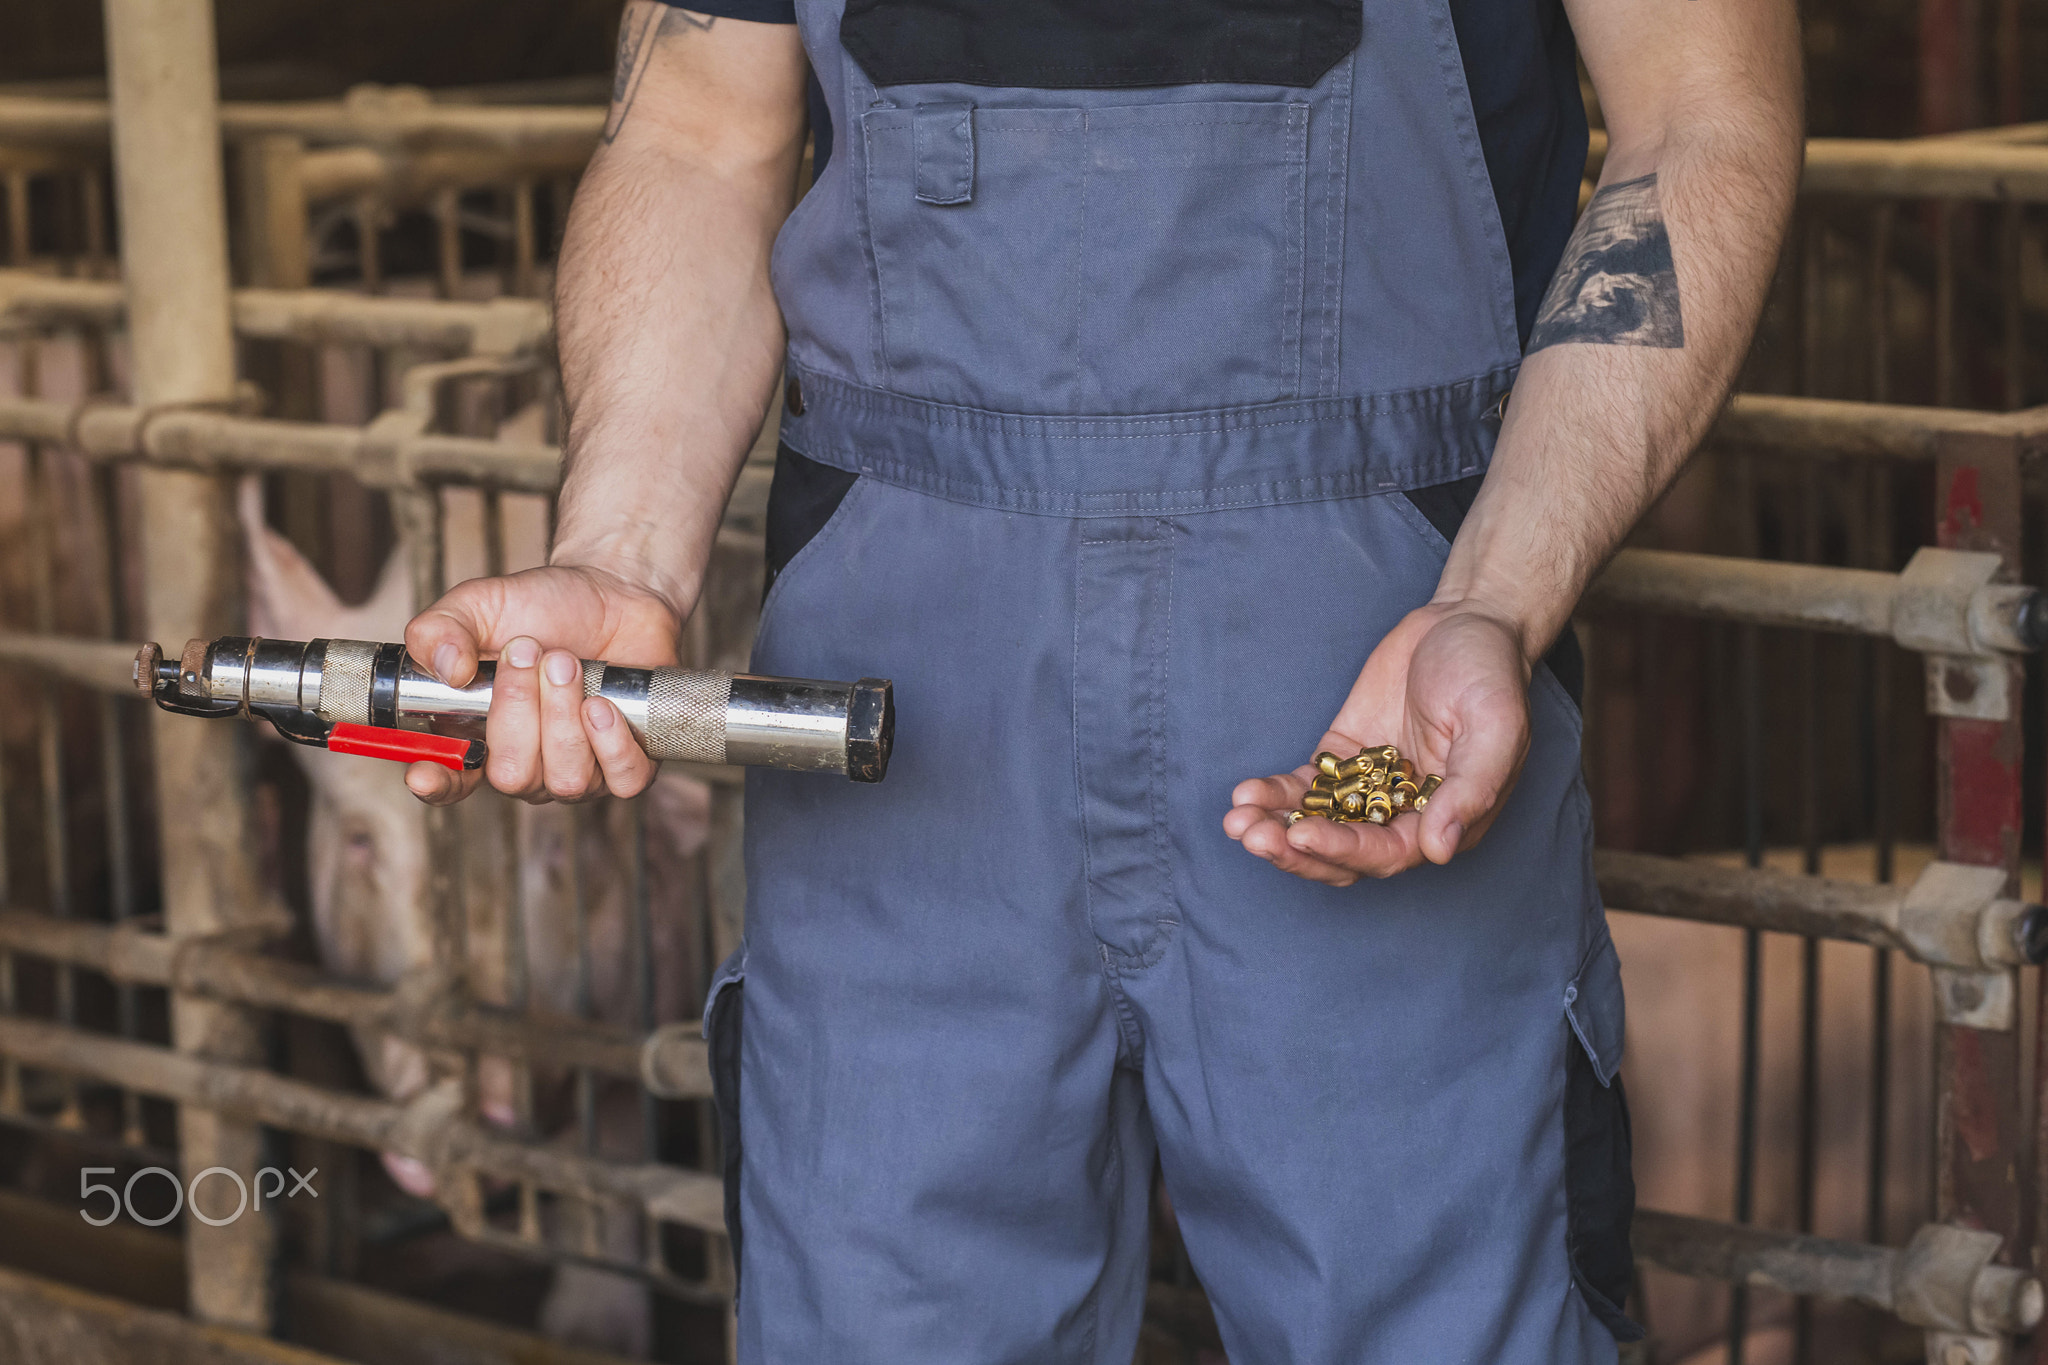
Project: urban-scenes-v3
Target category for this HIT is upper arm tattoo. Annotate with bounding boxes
[1527,173,1686,354]
[603,5,716,144]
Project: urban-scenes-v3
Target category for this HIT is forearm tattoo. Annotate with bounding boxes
[603,5,715,144]
[1527,173,1685,354]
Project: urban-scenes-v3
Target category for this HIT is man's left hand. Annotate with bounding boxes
[1222,602,1534,886]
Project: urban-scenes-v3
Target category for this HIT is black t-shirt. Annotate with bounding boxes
[662,0,1583,348]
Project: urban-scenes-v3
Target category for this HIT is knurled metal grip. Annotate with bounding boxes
[317,639,379,725]
[642,669,734,764]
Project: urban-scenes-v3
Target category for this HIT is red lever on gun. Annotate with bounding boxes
[328,724,484,772]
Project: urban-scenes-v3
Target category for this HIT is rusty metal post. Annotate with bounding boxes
[1930,431,2028,1364]
[102,0,277,1331]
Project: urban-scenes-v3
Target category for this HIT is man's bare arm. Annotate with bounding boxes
[404,4,808,804]
[1228,0,1801,882]
[1434,0,1804,658]
[552,2,809,616]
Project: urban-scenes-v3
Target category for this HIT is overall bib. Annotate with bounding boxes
[706,2,1635,1359]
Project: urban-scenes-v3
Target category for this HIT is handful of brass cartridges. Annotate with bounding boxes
[1288,745,1444,827]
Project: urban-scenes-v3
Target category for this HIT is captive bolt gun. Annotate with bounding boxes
[136,636,893,783]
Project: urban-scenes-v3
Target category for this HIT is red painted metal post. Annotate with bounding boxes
[1932,435,2029,1301]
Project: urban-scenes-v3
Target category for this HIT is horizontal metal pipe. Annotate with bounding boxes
[1597,851,2041,973]
[296,145,593,207]
[0,1014,724,1231]
[1588,550,1904,634]
[1708,393,2048,463]
[1587,128,2048,202]
[0,270,552,355]
[1635,1210,2043,1335]
[0,93,603,155]
[1597,849,1907,951]
[0,632,147,694]
[0,909,708,1092]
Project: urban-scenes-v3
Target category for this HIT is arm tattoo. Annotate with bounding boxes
[1527,173,1685,354]
[603,5,716,144]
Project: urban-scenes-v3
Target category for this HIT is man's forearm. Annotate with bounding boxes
[548,4,807,620]
[1434,45,1803,664]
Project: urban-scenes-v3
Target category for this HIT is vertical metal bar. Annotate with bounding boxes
[1799,212,1825,397]
[1791,466,1822,1365]
[392,487,464,982]
[1932,431,2028,1273]
[4,172,29,266]
[354,196,382,292]
[27,439,82,1130]
[1869,203,1893,404]
[630,797,656,1158]
[94,462,143,1147]
[80,167,108,275]
[0,341,15,1121]
[1728,617,1765,1365]
[510,181,537,299]
[1934,201,1958,407]
[0,697,14,1114]
[236,135,310,291]
[434,187,462,300]
[2001,203,2023,411]
[104,0,276,1328]
[1865,463,1896,1252]
[572,802,596,1158]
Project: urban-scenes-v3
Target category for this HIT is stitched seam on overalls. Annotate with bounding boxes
[1148,523,1178,951]
[1074,115,1088,404]
[789,365,1518,430]
[1071,547,1103,954]
[859,115,895,388]
[1320,55,1353,396]
[1283,106,1306,400]
[840,455,1484,515]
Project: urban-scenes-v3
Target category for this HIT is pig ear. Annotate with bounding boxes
[354,533,420,642]
[239,475,343,640]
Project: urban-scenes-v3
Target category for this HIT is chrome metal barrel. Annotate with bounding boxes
[183,636,893,782]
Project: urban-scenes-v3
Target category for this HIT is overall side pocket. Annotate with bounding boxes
[703,950,747,1296]
[765,443,862,597]
[1564,934,1644,1343]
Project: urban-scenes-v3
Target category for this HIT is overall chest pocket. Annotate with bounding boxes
[860,100,1310,414]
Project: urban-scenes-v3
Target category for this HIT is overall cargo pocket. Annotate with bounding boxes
[703,950,747,1295]
[861,99,1309,413]
[1564,933,1644,1343]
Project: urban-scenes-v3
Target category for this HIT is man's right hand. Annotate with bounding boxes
[402,565,684,806]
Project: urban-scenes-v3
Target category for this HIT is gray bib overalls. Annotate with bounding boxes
[706,2,1634,1358]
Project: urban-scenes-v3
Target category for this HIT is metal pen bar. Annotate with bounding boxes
[1864,462,1896,1257]
[1792,465,1822,1365]
[1935,201,1957,406]
[92,462,144,1148]
[1729,615,1765,1365]
[27,427,81,1132]
[1870,202,1894,405]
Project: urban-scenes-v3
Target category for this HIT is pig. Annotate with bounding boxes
[241,474,712,1357]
